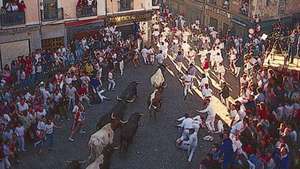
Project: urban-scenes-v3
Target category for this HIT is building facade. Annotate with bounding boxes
[168,0,300,36]
[168,0,205,24]
[0,0,156,68]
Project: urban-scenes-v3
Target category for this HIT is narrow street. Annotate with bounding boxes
[15,56,230,169]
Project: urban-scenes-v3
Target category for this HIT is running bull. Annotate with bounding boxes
[88,122,119,164]
[96,101,127,130]
[116,81,140,103]
[119,112,143,152]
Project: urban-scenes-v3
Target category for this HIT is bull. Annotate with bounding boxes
[96,101,127,130]
[151,68,167,90]
[65,160,85,169]
[119,113,143,152]
[116,81,139,103]
[86,144,115,169]
[88,123,117,164]
[147,87,163,120]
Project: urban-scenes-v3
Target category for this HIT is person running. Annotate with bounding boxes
[197,101,216,133]
[68,104,85,142]
[107,71,116,91]
[175,51,184,73]
[181,71,193,100]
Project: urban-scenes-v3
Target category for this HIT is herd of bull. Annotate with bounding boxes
[65,68,166,169]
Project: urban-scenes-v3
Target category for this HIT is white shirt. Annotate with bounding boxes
[15,126,25,137]
[198,103,216,117]
[156,53,164,64]
[108,72,113,80]
[37,121,46,131]
[45,122,54,134]
[182,74,193,84]
[230,120,244,135]
[141,48,149,57]
[17,102,29,112]
[66,86,77,99]
[202,87,212,97]
[181,117,194,129]
[200,77,209,87]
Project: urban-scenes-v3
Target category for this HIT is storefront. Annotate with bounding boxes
[107,10,153,41]
[231,15,253,38]
[168,0,205,25]
[41,23,65,51]
[0,26,40,69]
[65,18,105,42]
[205,5,231,33]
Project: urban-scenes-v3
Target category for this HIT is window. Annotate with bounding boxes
[210,17,218,30]
[43,0,58,20]
[119,0,133,11]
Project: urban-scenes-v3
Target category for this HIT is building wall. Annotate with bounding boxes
[25,0,40,25]
[168,0,205,24]
[61,0,77,19]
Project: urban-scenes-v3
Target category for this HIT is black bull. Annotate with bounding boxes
[96,101,127,130]
[120,113,143,152]
[116,82,139,103]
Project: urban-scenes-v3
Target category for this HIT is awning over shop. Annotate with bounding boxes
[231,15,253,28]
[260,16,293,33]
[65,19,104,41]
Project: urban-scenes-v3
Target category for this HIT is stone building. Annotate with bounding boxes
[168,0,300,36]
[0,0,155,68]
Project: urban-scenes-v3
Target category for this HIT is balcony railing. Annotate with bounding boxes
[0,11,25,27]
[76,6,97,18]
[41,8,64,22]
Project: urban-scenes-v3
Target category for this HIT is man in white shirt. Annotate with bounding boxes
[176,128,198,162]
[15,123,26,152]
[141,47,149,64]
[181,71,193,100]
[202,84,213,99]
[66,84,77,112]
[177,113,193,141]
[17,99,29,113]
[156,50,164,65]
[197,101,216,132]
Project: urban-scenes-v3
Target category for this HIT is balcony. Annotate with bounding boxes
[41,8,64,22]
[0,11,25,27]
[76,6,97,18]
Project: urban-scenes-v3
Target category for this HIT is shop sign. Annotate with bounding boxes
[108,10,152,25]
[205,5,229,18]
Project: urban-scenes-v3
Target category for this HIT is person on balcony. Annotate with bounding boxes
[18,1,26,12]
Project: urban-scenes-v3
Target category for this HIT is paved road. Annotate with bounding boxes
[16,58,224,169]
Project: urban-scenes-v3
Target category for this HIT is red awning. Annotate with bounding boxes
[65,18,103,27]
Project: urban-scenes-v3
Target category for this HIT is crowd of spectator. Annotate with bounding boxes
[1,0,26,13]
[154,4,300,169]
[0,23,142,168]
[76,0,97,16]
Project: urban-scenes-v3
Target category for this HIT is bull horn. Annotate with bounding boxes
[139,113,144,116]
[127,98,135,103]
[120,120,128,123]
[111,113,116,119]
[117,96,122,101]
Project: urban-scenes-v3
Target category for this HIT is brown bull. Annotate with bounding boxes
[147,87,163,119]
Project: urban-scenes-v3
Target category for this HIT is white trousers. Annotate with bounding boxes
[184,84,192,96]
[206,115,215,132]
